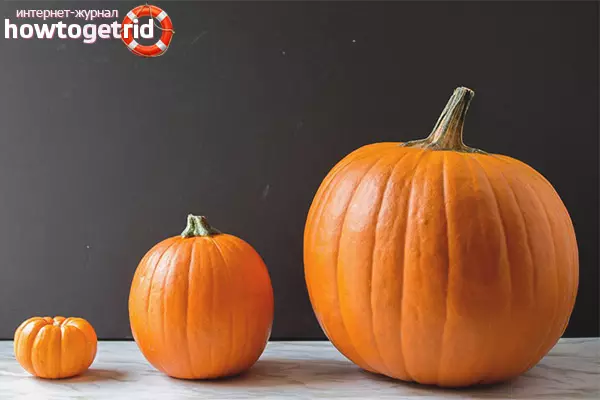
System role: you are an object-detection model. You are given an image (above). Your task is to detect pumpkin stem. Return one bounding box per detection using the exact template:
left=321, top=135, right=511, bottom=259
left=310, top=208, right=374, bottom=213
left=402, top=87, right=485, bottom=153
left=181, top=214, right=221, bottom=238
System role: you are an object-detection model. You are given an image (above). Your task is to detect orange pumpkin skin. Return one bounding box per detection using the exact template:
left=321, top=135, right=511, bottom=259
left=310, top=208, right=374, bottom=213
left=129, top=215, right=274, bottom=379
left=304, top=88, right=578, bottom=387
left=14, top=316, right=97, bottom=379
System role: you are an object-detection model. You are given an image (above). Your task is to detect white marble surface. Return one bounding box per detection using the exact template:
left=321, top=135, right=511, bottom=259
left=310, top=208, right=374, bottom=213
left=0, top=339, right=598, bottom=399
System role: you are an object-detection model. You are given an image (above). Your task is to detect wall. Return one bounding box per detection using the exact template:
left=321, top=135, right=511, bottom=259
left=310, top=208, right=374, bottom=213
left=0, top=1, right=597, bottom=338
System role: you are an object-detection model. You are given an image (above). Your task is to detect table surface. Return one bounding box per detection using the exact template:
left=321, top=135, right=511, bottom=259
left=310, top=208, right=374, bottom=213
left=0, top=339, right=598, bottom=399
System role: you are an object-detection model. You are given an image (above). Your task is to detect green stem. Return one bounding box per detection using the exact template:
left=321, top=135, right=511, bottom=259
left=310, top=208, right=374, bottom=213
left=402, top=87, right=485, bottom=153
left=181, top=214, right=221, bottom=238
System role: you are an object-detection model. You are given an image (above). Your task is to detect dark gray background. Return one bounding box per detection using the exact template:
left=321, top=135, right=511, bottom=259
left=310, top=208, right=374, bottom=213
left=0, top=1, right=597, bottom=339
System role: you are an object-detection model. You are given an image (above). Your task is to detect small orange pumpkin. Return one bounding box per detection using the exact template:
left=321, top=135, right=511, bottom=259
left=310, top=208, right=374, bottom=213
left=14, top=316, right=97, bottom=379
left=304, top=87, right=579, bottom=387
left=129, top=214, right=274, bottom=379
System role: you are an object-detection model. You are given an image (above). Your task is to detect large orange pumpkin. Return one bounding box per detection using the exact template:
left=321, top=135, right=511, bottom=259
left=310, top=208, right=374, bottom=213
left=129, top=214, right=274, bottom=379
left=304, top=87, right=578, bottom=387
left=14, top=316, right=97, bottom=379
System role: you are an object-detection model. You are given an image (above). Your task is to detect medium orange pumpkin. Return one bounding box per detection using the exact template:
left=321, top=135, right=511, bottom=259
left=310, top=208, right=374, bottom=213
left=129, top=214, right=274, bottom=379
left=14, top=316, right=97, bottom=379
left=304, top=87, right=578, bottom=387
